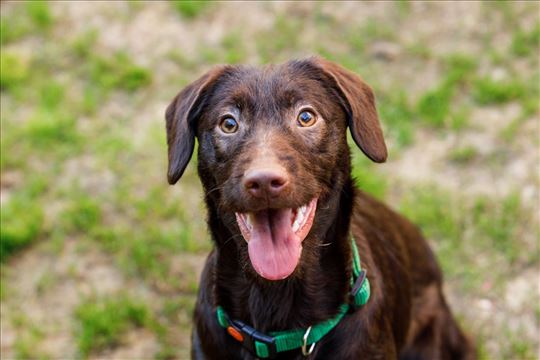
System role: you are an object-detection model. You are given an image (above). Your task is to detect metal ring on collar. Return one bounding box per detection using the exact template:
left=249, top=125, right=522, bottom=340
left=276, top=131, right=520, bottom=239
left=302, top=326, right=316, bottom=356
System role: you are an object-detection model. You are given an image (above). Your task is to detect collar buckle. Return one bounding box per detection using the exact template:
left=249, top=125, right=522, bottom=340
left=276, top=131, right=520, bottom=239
left=229, top=319, right=277, bottom=358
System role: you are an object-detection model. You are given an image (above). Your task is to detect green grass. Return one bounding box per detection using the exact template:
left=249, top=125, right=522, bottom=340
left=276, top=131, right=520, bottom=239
left=39, top=81, right=65, bottom=110
left=88, top=52, right=152, bottom=93
left=448, top=145, right=479, bottom=164
left=351, top=148, right=388, bottom=200
left=23, top=111, right=81, bottom=149
left=26, top=1, right=53, bottom=30
left=444, top=53, right=478, bottom=83
left=172, top=0, right=211, bottom=19
left=14, top=326, right=47, bottom=360
left=76, top=181, right=209, bottom=291
left=1, top=2, right=538, bottom=358
left=221, top=31, right=247, bottom=64
left=416, top=54, right=478, bottom=128
left=378, top=91, right=416, bottom=148
left=0, top=52, right=30, bottom=90
left=472, top=193, right=523, bottom=262
left=518, top=72, right=540, bottom=117
left=499, top=116, right=524, bottom=142
left=0, top=1, right=53, bottom=45
left=361, top=18, right=397, bottom=42
left=510, top=22, right=540, bottom=57
left=0, top=191, right=44, bottom=262
left=416, top=84, right=454, bottom=127
left=406, top=42, right=432, bottom=59
left=257, top=15, right=303, bottom=63
left=400, top=186, right=531, bottom=286
left=11, top=313, right=48, bottom=360
left=502, top=328, right=537, bottom=359
left=400, top=186, right=461, bottom=242
left=0, top=17, right=23, bottom=45
left=62, top=196, right=103, bottom=235
left=75, top=295, right=150, bottom=356
left=71, top=29, right=99, bottom=59
left=472, top=77, right=527, bottom=105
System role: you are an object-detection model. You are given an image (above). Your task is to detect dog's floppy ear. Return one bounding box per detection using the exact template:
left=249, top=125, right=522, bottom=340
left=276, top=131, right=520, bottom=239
left=165, top=67, right=227, bottom=184
left=310, top=57, right=387, bottom=163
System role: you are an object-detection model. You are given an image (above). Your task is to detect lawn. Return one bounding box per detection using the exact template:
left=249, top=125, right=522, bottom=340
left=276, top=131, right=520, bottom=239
left=1, top=1, right=538, bottom=359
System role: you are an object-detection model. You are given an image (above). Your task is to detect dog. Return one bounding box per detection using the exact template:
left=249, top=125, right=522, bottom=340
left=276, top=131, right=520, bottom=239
left=165, top=57, right=476, bottom=359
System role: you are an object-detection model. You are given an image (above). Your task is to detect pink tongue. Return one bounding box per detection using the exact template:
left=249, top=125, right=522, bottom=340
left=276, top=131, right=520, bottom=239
left=247, top=208, right=301, bottom=280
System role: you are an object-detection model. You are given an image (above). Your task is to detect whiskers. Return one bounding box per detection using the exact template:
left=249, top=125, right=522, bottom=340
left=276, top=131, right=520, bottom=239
left=222, top=233, right=244, bottom=247
left=205, top=184, right=226, bottom=197
left=317, top=242, right=332, bottom=247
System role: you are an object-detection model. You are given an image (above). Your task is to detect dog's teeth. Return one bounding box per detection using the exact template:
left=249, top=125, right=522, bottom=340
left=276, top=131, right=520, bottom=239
left=247, top=213, right=255, bottom=230
left=296, top=212, right=304, bottom=225
left=292, top=219, right=300, bottom=232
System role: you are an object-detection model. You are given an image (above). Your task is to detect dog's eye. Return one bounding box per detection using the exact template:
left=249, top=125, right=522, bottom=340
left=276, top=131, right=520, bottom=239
left=297, top=110, right=316, bottom=127
left=219, top=117, right=239, bottom=134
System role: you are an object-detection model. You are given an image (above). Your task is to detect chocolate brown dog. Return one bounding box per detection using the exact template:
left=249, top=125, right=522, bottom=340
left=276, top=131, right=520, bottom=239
left=165, top=57, right=475, bottom=359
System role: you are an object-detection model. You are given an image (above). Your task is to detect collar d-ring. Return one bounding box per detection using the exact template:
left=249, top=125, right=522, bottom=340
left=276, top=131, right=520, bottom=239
left=302, top=326, right=316, bottom=356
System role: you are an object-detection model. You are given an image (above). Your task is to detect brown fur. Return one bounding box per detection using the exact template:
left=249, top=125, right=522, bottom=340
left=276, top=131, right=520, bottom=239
left=165, top=57, right=476, bottom=359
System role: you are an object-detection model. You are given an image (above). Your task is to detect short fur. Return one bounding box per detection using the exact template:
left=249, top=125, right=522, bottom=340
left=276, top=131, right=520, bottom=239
left=165, top=57, right=476, bottom=359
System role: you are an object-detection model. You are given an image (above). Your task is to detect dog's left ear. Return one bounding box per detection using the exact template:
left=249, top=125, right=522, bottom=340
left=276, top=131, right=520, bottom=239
left=165, top=66, right=228, bottom=184
left=310, top=57, right=387, bottom=163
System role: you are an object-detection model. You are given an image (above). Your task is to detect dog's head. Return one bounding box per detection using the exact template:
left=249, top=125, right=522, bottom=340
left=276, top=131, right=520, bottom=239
left=166, top=57, right=386, bottom=281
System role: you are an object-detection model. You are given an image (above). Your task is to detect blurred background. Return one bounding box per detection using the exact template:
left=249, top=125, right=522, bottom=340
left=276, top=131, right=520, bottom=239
left=1, top=1, right=538, bottom=359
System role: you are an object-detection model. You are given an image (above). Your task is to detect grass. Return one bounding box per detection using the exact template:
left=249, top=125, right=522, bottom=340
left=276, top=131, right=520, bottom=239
left=24, top=111, right=81, bottom=149
left=26, top=1, right=53, bottom=30
left=1, top=1, right=538, bottom=359
left=416, top=84, right=454, bottom=127
left=351, top=146, right=388, bottom=200
left=416, top=54, right=478, bottom=128
left=0, top=52, right=30, bottom=90
left=221, top=31, right=247, bottom=64
left=361, top=18, right=397, bottom=42
left=0, top=1, right=53, bottom=45
left=88, top=52, right=152, bottom=93
left=472, top=77, right=527, bottom=105
left=448, top=145, right=479, bottom=164
left=400, top=186, right=532, bottom=288
left=503, top=328, right=537, bottom=359
left=11, top=314, right=47, bottom=360
left=14, top=327, right=47, bottom=360
left=472, top=193, right=524, bottom=263
left=71, top=29, right=99, bottom=59
left=510, top=21, right=540, bottom=57
left=378, top=91, right=416, bottom=148
left=257, top=15, right=303, bottom=63
left=39, top=81, right=65, bottom=110
left=61, top=196, right=103, bottom=235
left=172, top=0, right=211, bottom=19
left=75, top=295, right=150, bottom=356
left=0, top=189, right=44, bottom=262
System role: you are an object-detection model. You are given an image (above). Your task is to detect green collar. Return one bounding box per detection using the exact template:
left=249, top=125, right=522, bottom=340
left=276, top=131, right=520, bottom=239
left=215, top=237, right=370, bottom=358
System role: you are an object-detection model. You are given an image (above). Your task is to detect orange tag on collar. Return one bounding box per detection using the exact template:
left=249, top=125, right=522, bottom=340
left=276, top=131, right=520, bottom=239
left=227, top=326, right=244, bottom=342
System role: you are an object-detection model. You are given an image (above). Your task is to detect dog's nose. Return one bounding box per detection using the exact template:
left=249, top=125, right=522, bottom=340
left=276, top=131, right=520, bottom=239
left=243, top=169, right=289, bottom=198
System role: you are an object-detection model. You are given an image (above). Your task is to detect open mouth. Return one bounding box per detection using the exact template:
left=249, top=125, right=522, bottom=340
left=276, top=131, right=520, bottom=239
left=235, top=198, right=318, bottom=280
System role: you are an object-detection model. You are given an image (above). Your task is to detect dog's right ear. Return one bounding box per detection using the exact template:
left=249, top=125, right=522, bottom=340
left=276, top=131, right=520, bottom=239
left=165, top=67, right=227, bottom=184
left=307, top=57, right=387, bottom=163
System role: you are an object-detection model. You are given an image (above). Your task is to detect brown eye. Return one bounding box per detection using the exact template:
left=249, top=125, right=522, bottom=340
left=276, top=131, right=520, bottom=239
left=219, top=117, right=238, bottom=133
left=297, top=110, right=316, bottom=127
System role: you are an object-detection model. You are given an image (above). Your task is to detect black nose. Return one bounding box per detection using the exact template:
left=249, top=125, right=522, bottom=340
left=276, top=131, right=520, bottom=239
left=243, top=169, right=289, bottom=198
